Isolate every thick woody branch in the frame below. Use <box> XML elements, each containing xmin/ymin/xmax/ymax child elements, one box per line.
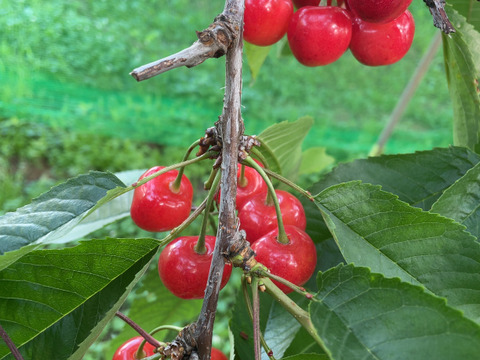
<box><xmin>130</xmin><ymin>16</ymin><xmax>235</xmax><ymax>81</ymax></box>
<box><xmin>424</xmin><ymin>0</ymin><xmax>456</xmax><ymax>34</ymax></box>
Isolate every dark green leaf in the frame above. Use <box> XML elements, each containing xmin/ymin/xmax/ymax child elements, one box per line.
<box><xmin>309</xmin><ymin>147</ymin><xmax>480</xmax><ymax>210</ymax></box>
<box><xmin>311</xmin><ymin>264</ymin><xmax>480</xmax><ymax>360</ymax></box>
<box><xmin>314</xmin><ymin>181</ymin><xmax>480</xmax><ymax>323</ymax></box>
<box><xmin>0</xmin><ymin>238</ymin><xmax>159</xmax><ymax>360</ymax></box>
<box><xmin>245</xmin><ymin>42</ymin><xmax>271</xmax><ymax>81</ymax></box>
<box><xmin>282</xmin><ymin>327</ymin><xmax>327</xmax><ymax>359</ymax></box>
<box><xmin>442</xmin><ymin>8</ymin><xmax>480</xmax><ymax>151</ymax></box>
<box><xmin>0</xmin><ymin>171</ymin><xmax>125</xmax><ymax>256</ymax></box>
<box><xmin>257</xmin><ymin>117</ymin><xmax>314</xmax><ymax>182</ymax></box>
<box><xmin>447</xmin><ymin>0</ymin><xmax>480</xmax><ymax>32</ymax></box>
<box><xmin>431</xmin><ymin>162</ymin><xmax>480</xmax><ymax>237</ymax></box>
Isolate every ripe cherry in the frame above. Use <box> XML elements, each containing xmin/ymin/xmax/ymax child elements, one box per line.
<box><xmin>287</xmin><ymin>6</ymin><xmax>352</xmax><ymax>66</ymax></box>
<box><xmin>211</xmin><ymin>347</ymin><xmax>228</xmax><ymax>360</ymax></box>
<box><xmin>349</xmin><ymin>10</ymin><xmax>415</xmax><ymax>66</ymax></box>
<box><xmin>130</xmin><ymin>166</ymin><xmax>193</xmax><ymax>232</ymax></box>
<box><xmin>238</xmin><ymin>190</ymin><xmax>306</xmax><ymax>243</ymax></box>
<box><xmin>346</xmin><ymin>0</ymin><xmax>412</xmax><ymax>23</ymax></box>
<box><xmin>243</xmin><ymin>0</ymin><xmax>294</xmax><ymax>46</ymax></box>
<box><xmin>158</xmin><ymin>235</ymin><xmax>232</xmax><ymax>299</ymax></box>
<box><xmin>112</xmin><ymin>336</ymin><xmax>156</xmax><ymax>360</ymax></box>
<box><xmin>251</xmin><ymin>225</ymin><xmax>317</xmax><ymax>294</ymax></box>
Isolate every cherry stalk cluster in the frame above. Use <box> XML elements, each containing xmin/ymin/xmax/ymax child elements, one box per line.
<box><xmin>244</xmin><ymin>0</ymin><xmax>416</xmax><ymax>67</ymax></box>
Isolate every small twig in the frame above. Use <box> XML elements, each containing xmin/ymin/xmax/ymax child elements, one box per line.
<box><xmin>423</xmin><ymin>0</ymin><xmax>456</xmax><ymax>34</ymax></box>
<box><xmin>115</xmin><ymin>312</ymin><xmax>162</xmax><ymax>348</ymax></box>
<box><xmin>0</xmin><ymin>324</ymin><xmax>24</xmax><ymax>360</ymax></box>
<box><xmin>252</xmin><ymin>278</ymin><xmax>262</xmax><ymax>360</ymax></box>
<box><xmin>130</xmin><ymin>16</ymin><xmax>235</xmax><ymax>81</ymax></box>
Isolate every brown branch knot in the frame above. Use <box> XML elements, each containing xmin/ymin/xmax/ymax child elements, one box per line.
<box><xmin>160</xmin><ymin>323</ymin><xmax>197</xmax><ymax>360</ymax></box>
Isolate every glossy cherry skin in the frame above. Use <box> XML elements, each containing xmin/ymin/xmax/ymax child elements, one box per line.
<box><xmin>130</xmin><ymin>166</ymin><xmax>193</xmax><ymax>232</ymax></box>
<box><xmin>346</xmin><ymin>0</ymin><xmax>412</xmax><ymax>23</ymax></box>
<box><xmin>112</xmin><ymin>336</ymin><xmax>156</xmax><ymax>360</ymax></box>
<box><xmin>211</xmin><ymin>347</ymin><xmax>228</xmax><ymax>360</ymax></box>
<box><xmin>238</xmin><ymin>190</ymin><xmax>306</xmax><ymax>243</ymax></box>
<box><xmin>158</xmin><ymin>235</ymin><xmax>232</xmax><ymax>299</ymax></box>
<box><xmin>349</xmin><ymin>10</ymin><xmax>415</xmax><ymax>66</ymax></box>
<box><xmin>244</xmin><ymin>0</ymin><xmax>294</xmax><ymax>46</ymax></box>
<box><xmin>287</xmin><ymin>6</ymin><xmax>352</xmax><ymax>66</ymax></box>
<box><xmin>251</xmin><ymin>225</ymin><xmax>317</xmax><ymax>294</ymax></box>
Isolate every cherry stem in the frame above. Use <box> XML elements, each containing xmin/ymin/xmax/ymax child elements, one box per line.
<box><xmin>137</xmin><ymin>325</ymin><xmax>183</xmax><ymax>359</ymax></box>
<box><xmin>160</xmin><ymin>197</ymin><xmax>208</xmax><ymax>247</ymax></box>
<box><xmin>250</xmin><ymin>147</ymin><xmax>270</xmax><ymax>170</ymax></box>
<box><xmin>262</xmin><ymin>168</ymin><xmax>314</xmax><ymax>202</ymax></box>
<box><xmin>195</xmin><ymin>171</ymin><xmax>221</xmax><ymax>254</ymax></box>
<box><xmin>252</xmin><ymin>277</ymin><xmax>262</xmax><ymax>360</ymax></box>
<box><xmin>115</xmin><ymin>312</ymin><xmax>162</xmax><ymax>349</ymax></box>
<box><xmin>0</xmin><ymin>324</ymin><xmax>24</xmax><ymax>360</ymax></box>
<box><xmin>241</xmin><ymin>276</ymin><xmax>276</xmax><ymax>360</ymax></box>
<box><xmin>204</xmin><ymin>167</ymin><xmax>219</xmax><ymax>190</ymax></box>
<box><xmin>171</xmin><ymin>139</ymin><xmax>201</xmax><ymax>192</ymax></box>
<box><xmin>253</xmin><ymin>265</ymin><xmax>314</xmax><ymax>298</ymax></box>
<box><xmin>239</xmin><ymin>164</ymin><xmax>248</xmax><ymax>187</ymax></box>
<box><xmin>243</xmin><ymin>156</ymin><xmax>289</xmax><ymax>244</ymax></box>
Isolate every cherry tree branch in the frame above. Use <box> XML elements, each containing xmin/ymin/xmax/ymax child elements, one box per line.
<box><xmin>423</xmin><ymin>0</ymin><xmax>456</xmax><ymax>34</ymax></box>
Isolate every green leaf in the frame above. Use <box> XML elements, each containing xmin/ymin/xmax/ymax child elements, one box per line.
<box><xmin>311</xmin><ymin>264</ymin><xmax>480</xmax><ymax>360</ymax></box>
<box><xmin>0</xmin><ymin>238</ymin><xmax>159</xmax><ymax>360</ymax></box>
<box><xmin>431</xmin><ymin>162</ymin><xmax>480</xmax><ymax>237</ymax></box>
<box><xmin>442</xmin><ymin>8</ymin><xmax>480</xmax><ymax>151</ymax></box>
<box><xmin>447</xmin><ymin>0</ymin><xmax>480</xmax><ymax>32</ymax></box>
<box><xmin>314</xmin><ymin>181</ymin><xmax>480</xmax><ymax>323</ymax></box>
<box><xmin>309</xmin><ymin>147</ymin><xmax>480</xmax><ymax>210</ymax></box>
<box><xmin>257</xmin><ymin>117</ymin><xmax>314</xmax><ymax>182</ymax></box>
<box><xmin>245</xmin><ymin>42</ymin><xmax>271</xmax><ymax>81</ymax></box>
<box><xmin>0</xmin><ymin>171</ymin><xmax>125</xmax><ymax>256</ymax></box>
<box><xmin>105</xmin><ymin>262</ymin><xmax>202</xmax><ymax>358</ymax></box>
<box><xmin>281</xmin><ymin>355</ymin><xmax>329</xmax><ymax>360</ymax></box>
<box><xmin>299</xmin><ymin>147</ymin><xmax>334</xmax><ymax>176</ymax></box>
<box><xmin>282</xmin><ymin>327</ymin><xmax>327</xmax><ymax>359</ymax></box>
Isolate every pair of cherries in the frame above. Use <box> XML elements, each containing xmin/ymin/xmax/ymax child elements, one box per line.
<box><xmin>244</xmin><ymin>0</ymin><xmax>415</xmax><ymax>67</ymax></box>
<box><xmin>130</xmin><ymin>160</ymin><xmax>316</xmax><ymax>298</ymax></box>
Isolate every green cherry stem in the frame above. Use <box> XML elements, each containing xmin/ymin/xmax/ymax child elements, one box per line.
<box><xmin>253</xmin><ymin>265</ymin><xmax>314</xmax><ymax>298</ymax></box>
<box><xmin>250</xmin><ymin>146</ymin><xmax>270</xmax><ymax>170</ymax></box>
<box><xmin>194</xmin><ymin>170</ymin><xmax>221</xmax><ymax>254</ymax></box>
<box><xmin>252</xmin><ymin>277</ymin><xmax>262</xmax><ymax>360</ymax></box>
<box><xmin>171</xmin><ymin>139</ymin><xmax>201</xmax><ymax>192</ymax></box>
<box><xmin>263</xmin><ymin>168</ymin><xmax>314</xmax><ymax>202</ymax></box>
<box><xmin>239</xmin><ymin>164</ymin><xmax>248</xmax><ymax>187</ymax></box>
<box><xmin>136</xmin><ymin>325</ymin><xmax>183</xmax><ymax>359</ymax></box>
<box><xmin>243</xmin><ymin>156</ymin><xmax>289</xmax><ymax>244</ymax></box>
<box><xmin>204</xmin><ymin>167</ymin><xmax>219</xmax><ymax>190</ymax></box>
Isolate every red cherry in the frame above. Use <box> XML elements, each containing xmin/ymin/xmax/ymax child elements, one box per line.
<box><xmin>346</xmin><ymin>0</ymin><xmax>412</xmax><ymax>23</ymax></box>
<box><xmin>158</xmin><ymin>235</ymin><xmax>232</xmax><ymax>299</ymax></box>
<box><xmin>244</xmin><ymin>0</ymin><xmax>294</xmax><ymax>46</ymax></box>
<box><xmin>251</xmin><ymin>226</ymin><xmax>317</xmax><ymax>294</ymax></box>
<box><xmin>349</xmin><ymin>10</ymin><xmax>415</xmax><ymax>66</ymax></box>
<box><xmin>211</xmin><ymin>347</ymin><xmax>228</xmax><ymax>360</ymax></box>
<box><xmin>287</xmin><ymin>6</ymin><xmax>352</xmax><ymax>66</ymax></box>
<box><xmin>130</xmin><ymin>166</ymin><xmax>193</xmax><ymax>232</ymax></box>
<box><xmin>238</xmin><ymin>190</ymin><xmax>306</xmax><ymax>243</ymax></box>
<box><xmin>112</xmin><ymin>336</ymin><xmax>156</xmax><ymax>360</ymax></box>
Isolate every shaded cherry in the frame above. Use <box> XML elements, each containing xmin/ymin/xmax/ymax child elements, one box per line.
<box><xmin>346</xmin><ymin>0</ymin><xmax>412</xmax><ymax>23</ymax></box>
<box><xmin>251</xmin><ymin>225</ymin><xmax>317</xmax><ymax>294</ymax></box>
<box><xmin>238</xmin><ymin>190</ymin><xmax>306</xmax><ymax>243</ymax></box>
<box><xmin>244</xmin><ymin>0</ymin><xmax>294</xmax><ymax>46</ymax></box>
<box><xmin>287</xmin><ymin>6</ymin><xmax>352</xmax><ymax>66</ymax></box>
<box><xmin>112</xmin><ymin>336</ymin><xmax>156</xmax><ymax>360</ymax></box>
<box><xmin>211</xmin><ymin>347</ymin><xmax>228</xmax><ymax>360</ymax></box>
<box><xmin>158</xmin><ymin>235</ymin><xmax>232</xmax><ymax>299</ymax></box>
<box><xmin>349</xmin><ymin>10</ymin><xmax>415</xmax><ymax>66</ymax></box>
<box><xmin>130</xmin><ymin>166</ymin><xmax>193</xmax><ymax>232</ymax></box>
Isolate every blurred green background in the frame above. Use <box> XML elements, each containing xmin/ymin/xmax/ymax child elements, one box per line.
<box><xmin>0</xmin><ymin>0</ymin><xmax>454</xmax><ymax>358</ymax></box>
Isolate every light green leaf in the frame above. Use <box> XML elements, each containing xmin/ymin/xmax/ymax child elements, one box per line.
<box><xmin>314</xmin><ymin>181</ymin><xmax>480</xmax><ymax>323</ymax></box>
<box><xmin>257</xmin><ymin>117</ymin><xmax>314</xmax><ymax>182</ymax></box>
<box><xmin>245</xmin><ymin>42</ymin><xmax>271</xmax><ymax>81</ymax></box>
<box><xmin>309</xmin><ymin>147</ymin><xmax>480</xmax><ymax>210</ymax></box>
<box><xmin>447</xmin><ymin>0</ymin><xmax>480</xmax><ymax>32</ymax></box>
<box><xmin>106</xmin><ymin>262</ymin><xmax>202</xmax><ymax>358</ymax></box>
<box><xmin>431</xmin><ymin>162</ymin><xmax>480</xmax><ymax>237</ymax></box>
<box><xmin>311</xmin><ymin>264</ymin><xmax>480</xmax><ymax>360</ymax></box>
<box><xmin>0</xmin><ymin>238</ymin><xmax>159</xmax><ymax>360</ymax></box>
<box><xmin>442</xmin><ymin>8</ymin><xmax>480</xmax><ymax>151</ymax></box>
<box><xmin>0</xmin><ymin>171</ymin><xmax>125</xmax><ymax>256</ymax></box>
<box><xmin>299</xmin><ymin>147</ymin><xmax>334</xmax><ymax>176</ymax></box>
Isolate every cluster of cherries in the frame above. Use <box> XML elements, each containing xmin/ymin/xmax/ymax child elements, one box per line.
<box><xmin>244</xmin><ymin>0</ymin><xmax>415</xmax><ymax>66</ymax></box>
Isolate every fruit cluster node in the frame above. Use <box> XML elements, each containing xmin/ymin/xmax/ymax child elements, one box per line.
<box><xmin>227</xmin><ymin>228</ymin><xmax>258</xmax><ymax>271</ymax></box>
<box><xmin>161</xmin><ymin>323</ymin><xmax>197</xmax><ymax>360</ymax></box>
